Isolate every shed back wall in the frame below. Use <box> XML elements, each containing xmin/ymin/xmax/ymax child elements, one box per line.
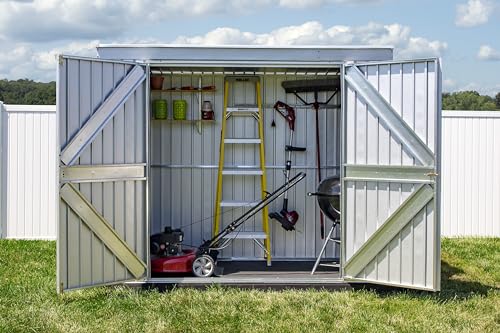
<box><xmin>150</xmin><ymin>73</ymin><xmax>341</xmax><ymax>259</ymax></box>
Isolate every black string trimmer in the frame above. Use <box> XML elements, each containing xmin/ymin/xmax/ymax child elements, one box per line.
<box><xmin>269</xmin><ymin>101</ymin><xmax>306</xmax><ymax>231</ymax></box>
<box><xmin>281</xmin><ymin>78</ymin><xmax>340</xmax><ymax>238</ymax></box>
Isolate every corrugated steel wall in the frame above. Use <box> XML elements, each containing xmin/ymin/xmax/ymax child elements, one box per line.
<box><xmin>58</xmin><ymin>58</ymin><xmax>147</xmax><ymax>289</ymax></box>
<box><xmin>344</xmin><ymin>61</ymin><xmax>438</xmax><ymax>288</ymax></box>
<box><xmin>1</xmin><ymin>104</ymin><xmax>57</xmax><ymax>239</ymax></box>
<box><xmin>442</xmin><ymin>111</ymin><xmax>500</xmax><ymax>237</ymax></box>
<box><xmin>150</xmin><ymin>73</ymin><xmax>341</xmax><ymax>259</ymax></box>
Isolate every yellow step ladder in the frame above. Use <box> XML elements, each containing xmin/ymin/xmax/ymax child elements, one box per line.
<box><xmin>213</xmin><ymin>76</ymin><xmax>271</xmax><ymax>266</ymax></box>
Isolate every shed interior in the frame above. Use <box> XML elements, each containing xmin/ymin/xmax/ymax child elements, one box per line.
<box><xmin>148</xmin><ymin>65</ymin><xmax>343</xmax><ymax>279</ymax></box>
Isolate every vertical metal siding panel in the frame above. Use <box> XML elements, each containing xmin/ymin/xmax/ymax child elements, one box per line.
<box><xmin>59</xmin><ymin>201</ymin><xmax>68</xmax><ymax>287</ymax></box>
<box><xmin>401</xmin><ymin>63</ymin><xmax>415</xmax><ymax>165</ymax></box>
<box><xmin>101</xmin><ymin>62</ymin><xmax>117</xmax><ymax>283</ymax></box>
<box><xmin>366</xmin><ymin>65</ymin><xmax>379</xmax><ymax>165</ymax></box>
<box><xmin>66</xmin><ymin>59</ymin><xmax>82</xmax><ymax>289</ymax></box>
<box><xmin>412</xmin><ymin>208</ymin><xmax>426</xmax><ymax>286</ymax></box>
<box><xmin>354</xmin><ymin>181</ymin><xmax>366</xmax><ymax>253</ymax></box>
<box><xmin>345</xmin><ymin>181</ymin><xmax>355</xmax><ymax>260</ymax></box>
<box><xmin>388</xmin><ymin>235</ymin><xmax>401</xmax><ymax>283</ymax></box>
<box><xmin>134</xmin><ymin>83</ymin><xmax>146</xmax><ymax>262</ymax></box>
<box><xmin>427</xmin><ymin>62</ymin><xmax>436</xmax><ymax>152</ymax></box>
<box><xmin>385</xmin><ymin>64</ymin><xmax>401</xmax><ymax>166</ymax></box>
<box><xmin>413</xmin><ymin>62</ymin><xmax>427</xmax><ymax>144</ymax></box>
<box><xmin>181</xmin><ymin>75</ymin><xmax>193</xmax><ymax>250</ymax></box>
<box><xmin>425</xmin><ymin>202</ymin><xmax>434</xmax><ymax>287</ymax></box>
<box><xmin>78</xmin><ymin>60</ymin><xmax>93</xmax><ymax>286</ymax></box>
<box><xmin>124</xmin><ymin>85</ymin><xmax>136</xmax><ymax>261</ymax></box>
<box><xmin>400</xmin><ymin>220</ymin><xmax>413</xmax><ymax>285</ymax></box>
<box><xmin>112</xmin><ymin>64</ymin><xmax>128</xmax><ymax>280</ymax></box>
<box><xmin>346</xmin><ymin>86</ymin><xmax>356</xmax><ymax>164</ymax></box>
<box><xmin>90</xmin><ymin>60</ymin><xmax>105</xmax><ymax>284</ymax></box>
<box><xmin>378</xmin><ymin>65</ymin><xmax>390</xmax><ymax>165</ymax></box>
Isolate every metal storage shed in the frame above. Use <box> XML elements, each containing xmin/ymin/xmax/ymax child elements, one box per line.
<box><xmin>57</xmin><ymin>45</ymin><xmax>441</xmax><ymax>292</ymax></box>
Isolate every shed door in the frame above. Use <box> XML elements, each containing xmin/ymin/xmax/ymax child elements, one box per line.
<box><xmin>342</xmin><ymin>60</ymin><xmax>441</xmax><ymax>291</ymax></box>
<box><xmin>57</xmin><ymin>56</ymin><xmax>148</xmax><ymax>292</ymax></box>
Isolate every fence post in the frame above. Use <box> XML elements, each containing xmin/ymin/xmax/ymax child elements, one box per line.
<box><xmin>0</xmin><ymin>101</ymin><xmax>4</xmax><ymax>238</ymax></box>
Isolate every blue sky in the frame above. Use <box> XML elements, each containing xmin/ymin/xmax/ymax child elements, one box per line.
<box><xmin>0</xmin><ymin>0</ymin><xmax>499</xmax><ymax>95</ymax></box>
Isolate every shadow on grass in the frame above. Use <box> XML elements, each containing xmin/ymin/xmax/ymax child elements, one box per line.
<box><xmin>353</xmin><ymin>260</ymin><xmax>497</xmax><ymax>301</ymax></box>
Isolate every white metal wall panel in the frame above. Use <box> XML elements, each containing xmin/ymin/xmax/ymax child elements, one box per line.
<box><xmin>150</xmin><ymin>73</ymin><xmax>341</xmax><ymax>259</ymax></box>
<box><xmin>58</xmin><ymin>58</ymin><xmax>147</xmax><ymax>290</ymax></box>
<box><xmin>442</xmin><ymin>111</ymin><xmax>500</xmax><ymax>237</ymax></box>
<box><xmin>344</xmin><ymin>60</ymin><xmax>440</xmax><ymax>290</ymax></box>
<box><xmin>1</xmin><ymin>104</ymin><xmax>57</xmax><ymax>240</ymax></box>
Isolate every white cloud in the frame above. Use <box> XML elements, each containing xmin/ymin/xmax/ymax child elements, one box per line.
<box><xmin>0</xmin><ymin>0</ymin><xmax>381</xmax><ymax>42</ymax></box>
<box><xmin>477</xmin><ymin>45</ymin><xmax>500</xmax><ymax>60</ymax></box>
<box><xmin>454</xmin><ymin>82</ymin><xmax>500</xmax><ymax>96</ymax></box>
<box><xmin>278</xmin><ymin>0</ymin><xmax>382</xmax><ymax>8</ymax></box>
<box><xmin>0</xmin><ymin>41</ymin><xmax>99</xmax><ymax>81</ymax></box>
<box><xmin>174</xmin><ymin>21</ymin><xmax>447</xmax><ymax>59</ymax></box>
<box><xmin>455</xmin><ymin>0</ymin><xmax>494</xmax><ymax>27</ymax></box>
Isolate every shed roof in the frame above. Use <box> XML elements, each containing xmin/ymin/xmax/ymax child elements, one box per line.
<box><xmin>96</xmin><ymin>44</ymin><xmax>393</xmax><ymax>65</ymax></box>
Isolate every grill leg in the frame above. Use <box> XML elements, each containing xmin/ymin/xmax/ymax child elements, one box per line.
<box><xmin>311</xmin><ymin>221</ymin><xmax>339</xmax><ymax>275</ymax></box>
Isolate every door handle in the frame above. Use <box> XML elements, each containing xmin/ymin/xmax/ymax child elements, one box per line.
<box><xmin>425</xmin><ymin>172</ymin><xmax>439</xmax><ymax>177</ymax></box>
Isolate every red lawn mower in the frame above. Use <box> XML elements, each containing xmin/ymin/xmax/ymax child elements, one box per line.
<box><xmin>150</xmin><ymin>172</ymin><xmax>306</xmax><ymax>277</ymax></box>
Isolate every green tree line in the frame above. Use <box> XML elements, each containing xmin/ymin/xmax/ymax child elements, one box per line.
<box><xmin>1</xmin><ymin>79</ymin><xmax>499</xmax><ymax>110</ymax></box>
<box><xmin>0</xmin><ymin>79</ymin><xmax>56</xmax><ymax>105</ymax></box>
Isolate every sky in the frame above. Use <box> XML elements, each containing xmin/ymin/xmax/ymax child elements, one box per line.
<box><xmin>0</xmin><ymin>0</ymin><xmax>499</xmax><ymax>95</ymax></box>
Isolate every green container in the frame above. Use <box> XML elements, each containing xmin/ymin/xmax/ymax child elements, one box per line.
<box><xmin>153</xmin><ymin>100</ymin><xmax>168</xmax><ymax>119</ymax></box>
<box><xmin>173</xmin><ymin>99</ymin><xmax>187</xmax><ymax>120</ymax></box>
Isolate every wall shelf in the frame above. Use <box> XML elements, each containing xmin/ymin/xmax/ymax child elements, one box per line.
<box><xmin>152</xmin><ymin>119</ymin><xmax>215</xmax><ymax>124</ymax></box>
<box><xmin>152</xmin><ymin>88</ymin><xmax>217</xmax><ymax>93</ymax></box>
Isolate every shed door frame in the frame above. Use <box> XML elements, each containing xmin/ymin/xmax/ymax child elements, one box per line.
<box><xmin>340</xmin><ymin>59</ymin><xmax>441</xmax><ymax>291</ymax></box>
<box><xmin>57</xmin><ymin>56</ymin><xmax>149</xmax><ymax>292</ymax></box>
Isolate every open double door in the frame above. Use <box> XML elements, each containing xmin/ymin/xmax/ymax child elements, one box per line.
<box><xmin>57</xmin><ymin>56</ymin><xmax>441</xmax><ymax>292</ymax></box>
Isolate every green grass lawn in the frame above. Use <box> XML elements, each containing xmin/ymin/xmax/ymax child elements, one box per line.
<box><xmin>0</xmin><ymin>238</ymin><xmax>498</xmax><ymax>333</ymax></box>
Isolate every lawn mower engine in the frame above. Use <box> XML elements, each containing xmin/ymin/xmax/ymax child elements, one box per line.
<box><xmin>150</xmin><ymin>227</ymin><xmax>184</xmax><ymax>256</ymax></box>
<box><xmin>150</xmin><ymin>227</ymin><xmax>197</xmax><ymax>274</ymax></box>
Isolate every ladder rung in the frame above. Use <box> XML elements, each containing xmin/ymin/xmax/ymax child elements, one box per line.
<box><xmin>220</xmin><ymin>200</ymin><xmax>258</xmax><ymax>207</ymax></box>
<box><xmin>222</xmin><ymin>168</ymin><xmax>263</xmax><ymax>176</ymax></box>
<box><xmin>223</xmin><ymin>231</ymin><xmax>267</xmax><ymax>239</ymax></box>
<box><xmin>227</xmin><ymin>107</ymin><xmax>259</xmax><ymax>113</ymax></box>
<box><xmin>224</xmin><ymin>138</ymin><xmax>261</xmax><ymax>144</ymax></box>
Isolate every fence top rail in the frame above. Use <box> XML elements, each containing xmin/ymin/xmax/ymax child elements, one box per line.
<box><xmin>2</xmin><ymin>104</ymin><xmax>56</xmax><ymax>113</ymax></box>
<box><xmin>443</xmin><ymin>110</ymin><xmax>500</xmax><ymax>118</ymax></box>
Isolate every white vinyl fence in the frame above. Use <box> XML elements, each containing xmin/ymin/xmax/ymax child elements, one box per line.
<box><xmin>0</xmin><ymin>105</ymin><xmax>498</xmax><ymax>239</ymax></box>
<box><xmin>0</xmin><ymin>103</ymin><xmax>57</xmax><ymax>239</ymax></box>
<box><xmin>442</xmin><ymin>111</ymin><xmax>500</xmax><ymax>237</ymax></box>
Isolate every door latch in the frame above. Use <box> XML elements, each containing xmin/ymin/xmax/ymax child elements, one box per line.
<box><xmin>425</xmin><ymin>172</ymin><xmax>439</xmax><ymax>177</ymax></box>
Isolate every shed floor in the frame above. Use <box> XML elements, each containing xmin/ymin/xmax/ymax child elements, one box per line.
<box><xmin>146</xmin><ymin>261</ymin><xmax>347</xmax><ymax>289</ymax></box>
<box><xmin>217</xmin><ymin>261</ymin><xmax>340</xmax><ymax>279</ymax></box>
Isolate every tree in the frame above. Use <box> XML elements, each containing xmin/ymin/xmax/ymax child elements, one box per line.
<box><xmin>442</xmin><ymin>91</ymin><xmax>497</xmax><ymax>111</ymax></box>
<box><xmin>0</xmin><ymin>79</ymin><xmax>56</xmax><ymax>105</ymax></box>
<box><xmin>496</xmin><ymin>92</ymin><xmax>500</xmax><ymax>109</ymax></box>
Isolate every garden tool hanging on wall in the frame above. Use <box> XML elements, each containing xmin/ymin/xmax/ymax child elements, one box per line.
<box><xmin>281</xmin><ymin>78</ymin><xmax>340</xmax><ymax>239</ymax></box>
<box><xmin>269</xmin><ymin>101</ymin><xmax>306</xmax><ymax>231</ymax></box>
